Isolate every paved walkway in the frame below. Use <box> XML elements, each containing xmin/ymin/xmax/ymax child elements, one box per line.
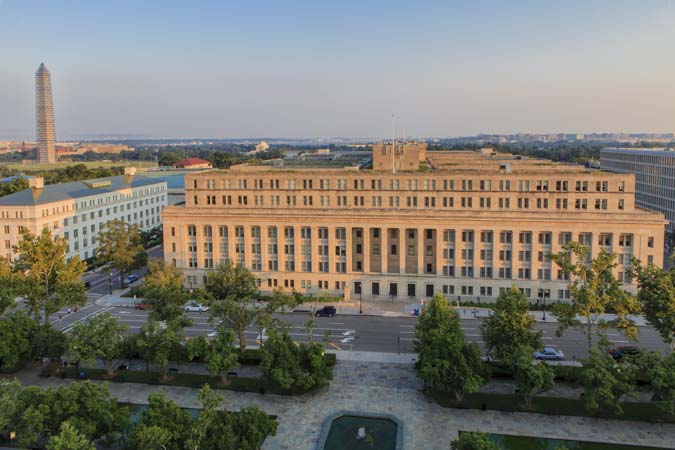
<box><xmin>12</xmin><ymin>360</ymin><xmax>675</xmax><ymax>449</ymax></box>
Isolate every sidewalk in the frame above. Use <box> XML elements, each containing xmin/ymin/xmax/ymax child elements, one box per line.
<box><xmin>96</xmin><ymin>292</ymin><xmax>652</xmax><ymax>327</ymax></box>
<box><xmin>331</xmin><ymin>298</ymin><xmax>651</xmax><ymax>326</ymax></box>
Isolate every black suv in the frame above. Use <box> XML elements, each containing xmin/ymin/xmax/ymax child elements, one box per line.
<box><xmin>315</xmin><ymin>306</ymin><xmax>337</xmax><ymax>317</ymax></box>
<box><xmin>609</xmin><ymin>346</ymin><xmax>640</xmax><ymax>360</ymax></box>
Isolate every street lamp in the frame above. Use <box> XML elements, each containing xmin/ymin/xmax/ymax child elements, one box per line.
<box><xmin>359</xmin><ymin>290</ymin><xmax>363</xmax><ymax>314</ymax></box>
<box><xmin>108</xmin><ymin>271</ymin><xmax>113</xmax><ymax>295</ymax></box>
<box><xmin>542</xmin><ymin>289</ymin><xmax>548</xmax><ymax>321</ymax></box>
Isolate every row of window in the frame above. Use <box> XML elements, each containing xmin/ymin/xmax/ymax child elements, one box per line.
<box><xmin>193</xmin><ymin>177</ymin><xmax>623</xmax><ymax>193</ymax></box>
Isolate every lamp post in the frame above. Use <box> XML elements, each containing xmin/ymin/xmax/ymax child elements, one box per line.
<box><xmin>108</xmin><ymin>271</ymin><xmax>113</xmax><ymax>295</ymax></box>
<box><xmin>359</xmin><ymin>290</ymin><xmax>363</xmax><ymax>314</ymax></box>
<box><xmin>543</xmin><ymin>289</ymin><xmax>548</xmax><ymax>321</ymax></box>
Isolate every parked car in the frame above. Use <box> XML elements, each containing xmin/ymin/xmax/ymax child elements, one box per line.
<box><xmin>609</xmin><ymin>346</ymin><xmax>640</xmax><ymax>360</ymax></box>
<box><xmin>315</xmin><ymin>306</ymin><xmax>337</xmax><ymax>317</ymax></box>
<box><xmin>534</xmin><ymin>347</ymin><xmax>565</xmax><ymax>361</ymax></box>
<box><xmin>135</xmin><ymin>302</ymin><xmax>152</xmax><ymax>310</ymax></box>
<box><xmin>123</xmin><ymin>274</ymin><xmax>139</xmax><ymax>285</ymax></box>
<box><xmin>184</xmin><ymin>301</ymin><xmax>209</xmax><ymax>312</ymax></box>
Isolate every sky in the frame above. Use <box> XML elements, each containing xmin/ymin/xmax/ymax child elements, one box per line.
<box><xmin>1</xmin><ymin>0</ymin><xmax>675</xmax><ymax>140</ymax></box>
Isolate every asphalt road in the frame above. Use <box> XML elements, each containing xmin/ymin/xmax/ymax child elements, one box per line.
<box><xmin>45</xmin><ymin>243</ymin><xmax>670</xmax><ymax>360</ymax></box>
<box><xmin>52</xmin><ymin>305</ymin><xmax>671</xmax><ymax>361</ymax></box>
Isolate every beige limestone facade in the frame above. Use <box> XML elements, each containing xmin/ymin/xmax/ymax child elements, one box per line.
<box><xmin>162</xmin><ymin>150</ymin><xmax>665</xmax><ymax>303</ymax></box>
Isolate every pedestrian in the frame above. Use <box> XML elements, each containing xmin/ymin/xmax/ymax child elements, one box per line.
<box><xmin>67</xmin><ymin>307</ymin><xmax>71</xmax><ymax>315</ymax></box>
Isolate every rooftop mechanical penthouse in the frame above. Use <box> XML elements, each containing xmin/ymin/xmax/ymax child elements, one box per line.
<box><xmin>162</xmin><ymin>145</ymin><xmax>665</xmax><ymax>303</ymax></box>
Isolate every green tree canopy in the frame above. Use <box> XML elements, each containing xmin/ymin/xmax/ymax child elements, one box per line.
<box><xmin>450</xmin><ymin>431</ymin><xmax>497</xmax><ymax>450</ymax></box>
<box><xmin>511</xmin><ymin>345</ymin><xmax>555</xmax><ymax>407</ymax></box>
<box><xmin>95</xmin><ymin>219</ymin><xmax>147</xmax><ymax>287</ymax></box>
<box><xmin>204</xmin><ymin>262</ymin><xmax>261</xmax><ymax>351</ymax></box>
<box><xmin>0</xmin><ymin>257</ymin><xmax>17</xmax><ymax>315</ymax></box>
<box><xmin>550</xmin><ymin>242</ymin><xmax>640</xmax><ymax>353</ymax></box>
<box><xmin>0</xmin><ymin>312</ymin><xmax>39</xmax><ymax>369</ymax></box>
<box><xmin>480</xmin><ymin>286</ymin><xmax>541</xmax><ymax>362</ymax></box>
<box><xmin>632</xmin><ymin>257</ymin><xmax>675</xmax><ymax>351</ymax></box>
<box><xmin>142</xmin><ymin>259</ymin><xmax>190</xmax><ymax>327</ymax></box>
<box><xmin>136</xmin><ymin>320</ymin><xmax>181</xmax><ymax>380</ymax></box>
<box><xmin>46</xmin><ymin>421</ymin><xmax>95</xmax><ymax>450</ymax></box>
<box><xmin>205</xmin><ymin>326</ymin><xmax>240</xmax><ymax>385</ymax></box>
<box><xmin>260</xmin><ymin>329</ymin><xmax>333</xmax><ymax>393</ymax></box>
<box><xmin>67</xmin><ymin>313</ymin><xmax>127</xmax><ymax>375</ymax></box>
<box><xmin>13</xmin><ymin>228</ymin><xmax>87</xmax><ymax>324</ymax></box>
<box><xmin>644</xmin><ymin>351</ymin><xmax>675</xmax><ymax>416</ymax></box>
<box><xmin>580</xmin><ymin>348</ymin><xmax>637</xmax><ymax>415</ymax></box>
<box><xmin>130</xmin><ymin>390</ymin><xmax>192</xmax><ymax>450</ymax></box>
<box><xmin>415</xmin><ymin>294</ymin><xmax>487</xmax><ymax>401</ymax></box>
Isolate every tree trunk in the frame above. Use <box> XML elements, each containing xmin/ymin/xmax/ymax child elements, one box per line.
<box><xmin>455</xmin><ymin>389</ymin><xmax>464</xmax><ymax>402</ymax></box>
<box><xmin>238</xmin><ymin>329</ymin><xmax>247</xmax><ymax>351</ymax></box>
<box><xmin>119</xmin><ymin>271</ymin><xmax>125</xmax><ymax>290</ymax></box>
<box><xmin>105</xmin><ymin>360</ymin><xmax>114</xmax><ymax>377</ymax></box>
<box><xmin>220</xmin><ymin>373</ymin><xmax>227</xmax><ymax>385</ymax></box>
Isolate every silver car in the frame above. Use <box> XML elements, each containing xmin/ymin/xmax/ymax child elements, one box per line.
<box><xmin>534</xmin><ymin>347</ymin><xmax>565</xmax><ymax>361</ymax></box>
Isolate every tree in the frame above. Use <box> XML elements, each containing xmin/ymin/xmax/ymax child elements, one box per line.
<box><xmin>205</xmin><ymin>326</ymin><xmax>240</xmax><ymax>385</ymax></box>
<box><xmin>645</xmin><ymin>351</ymin><xmax>675</xmax><ymax>416</ymax></box>
<box><xmin>130</xmin><ymin>390</ymin><xmax>192</xmax><ymax>450</ymax></box>
<box><xmin>67</xmin><ymin>313</ymin><xmax>127</xmax><ymax>376</ymax></box>
<box><xmin>0</xmin><ymin>257</ymin><xmax>17</xmax><ymax>315</ymax></box>
<box><xmin>480</xmin><ymin>286</ymin><xmax>541</xmax><ymax>362</ymax></box>
<box><xmin>13</xmin><ymin>228</ymin><xmax>87</xmax><ymax>324</ymax></box>
<box><xmin>186</xmin><ymin>335</ymin><xmax>209</xmax><ymax>362</ymax></box>
<box><xmin>450</xmin><ymin>432</ymin><xmax>497</xmax><ymax>450</ymax></box>
<box><xmin>579</xmin><ymin>348</ymin><xmax>637</xmax><ymax>415</ymax></box>
<box><xmin>415</xmin><ymin>294</ymin><xmax>487</xmax><ymax>401</ymax></box>
<box><xmin>204</xmin><ymin>262</ymin><xmax>261</xmax><ymax>351</ymax></box>
<box><xmin>0</xmin><ymin>379</ymin><xmax>20</xmax><ymax>438</ymax></box>
<box><xmin>550</xmin><ymin>242</ymin><xmax>640</xmax><ymax>354</ymax></box>
<box><xmin>136</xmin><ymin>321</ymin><xmax>181</xmax><ymax>380</ymax></box>
<box><xmin>633</xmin><ymin>258</ymin><xmax>675</xmax><ymax>351</ymax></box>
<box><xmin>95</xmin><ymin>219</ymin><xmax>147</xmax><ymax>288</ymax></box>
<box><xmin>0</xmin><ymin>312</ymin><xmax>39</xmax><ymax>369</ymax></box>
<box><xmin>260</xmin><ymin>329</ymin><xmax>333</xmax><ymax>393</ymax></box>
<box><xmin>186</xmin><ymin>385</ymin><xmax>222</xmax><ymax>450</ymax></box>
<box><xmin>511</xmin><ymin>345</ymin><xmax>555</xmax><ymax>407</ymax></box>
<box><xmin>143</xmin><ymin>260</ymin><xmax>190</xmax><ymax>326</ymax></box>
<box><xmin>46</xmin><ymin>422</ymin><xmax>95</xmax><ymax>450</ymax></box>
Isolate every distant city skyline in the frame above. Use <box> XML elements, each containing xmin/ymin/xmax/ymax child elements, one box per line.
<box><xmin>1</xmin><ymin>0</ymin><xmax>675</xmax><ymax>139</ymax></box>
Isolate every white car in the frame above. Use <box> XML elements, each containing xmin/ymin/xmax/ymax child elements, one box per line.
<box><xmin>534</xmin><ymin>347</ymin><xmax>565</xmax><ymax>361</ymax></box>
<box><xmin>184</xmin><ymin>302</ymin><xmax>209</xmax><ymax>312</ymax></box>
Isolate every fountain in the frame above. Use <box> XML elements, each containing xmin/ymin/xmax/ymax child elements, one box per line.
<box><xmin>316</xmin><ymin>411</ymin><xmax>403</xmax><ymax>450</ymax></box>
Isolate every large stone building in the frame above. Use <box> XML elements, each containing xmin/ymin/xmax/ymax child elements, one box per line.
<box><xmin>601</xmin><ymin>147</ymin><xmax>675</xmax><ymax>233</ymax></box>
<box><xmin>35</xmin><ymin>63</ymin><xmax>57</xmax><ymax>164</ymax></box>
<box><xmin>162</xmin><ymin>147</ymin><xmax>665</xmax><ymax>302</ymax></box>
<box><xmin>0</xmin><ymin>168</ymin><xmax>167</xmax><ymax>261</ymax></box>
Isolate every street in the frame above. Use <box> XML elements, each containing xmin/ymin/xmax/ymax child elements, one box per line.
<box><xmin>51</xmin><ymin>304</ymin><xmax>671</xmax><ymax>361</ymax></box>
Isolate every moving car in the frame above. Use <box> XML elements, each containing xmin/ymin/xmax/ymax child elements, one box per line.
<box><xmin>609</xmin><ymin>346</ymin><xmax>640</xmax><ymax>360</ymax></box>
<box><xmin>135</xmin><ymin>302</ymin><xmax>152</xmax><ymax>310</ymax></box>
<box><xmin>123</xmin><ymin>274</ymin><xmax>139</xmax><ymax>285</ymax></box>
<box><xmin>534</xmin><ymin>347</ymin><xmax>565</xmax><ymax>361</ymax></box>
<box><xmin>184</xmin><ymin>301</ymin><xmax>209</xmax><ymax>312</ymax></box>
<box><xmin>315</xmin><ymin>306</ymin><xmax>337</xmax><ymax>317</ymax></box>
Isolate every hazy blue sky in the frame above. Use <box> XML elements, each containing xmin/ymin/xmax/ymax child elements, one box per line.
<box><xmin>1</xmin><ymin>0</ymin><xmax>674</xmax><ymax>139</ymax></box>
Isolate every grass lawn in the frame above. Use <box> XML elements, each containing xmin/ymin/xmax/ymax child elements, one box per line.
<box><xmin>430</xmin><ymin>391</ymin><xmax>675</xmax><ymax>424</ymax></box>
<box><xmin>1</xmin><ymin>161</ymin><xmax>155</xmax><ymax>171</ymax></box>
<box><xmin>488</xmin><ymin>433</ymin><xmax>668</xmax><ymax>450</ymax></box>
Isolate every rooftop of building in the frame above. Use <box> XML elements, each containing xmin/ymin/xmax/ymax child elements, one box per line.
<box><xmin>0</xmin><ymin>174</ymin><xmax>165</xmax><ymax>207</ymax></box>
<box><xmin>194</xmin><ymin>148</ymin><xmax>601</xmax><ymax>176</ymax></box>
<box><xmin>173</xmin><ymin>157</ymin><xmax>212</xmax><ymax>167</ymax></box>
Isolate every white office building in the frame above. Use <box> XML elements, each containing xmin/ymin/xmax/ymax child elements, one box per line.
<box><xmin>0</xmin><ymin>167</ymin><xmax>167</xmax><ymax>261</ymax></box>
<box><xmin>601</xmin><ymin>147</ymin><xmax>675</xmax><ymax>232</ymax></box>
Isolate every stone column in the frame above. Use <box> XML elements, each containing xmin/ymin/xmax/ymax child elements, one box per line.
<box><xmin>398</xmin><ymin>227</ymin><xmax>405</xmax><ymax>274</ymax></box>
<box><xmin>345</xmin><ymin>226</ymin><xmax>352</xmax><ymax>273</ymax></box>
<box><xmin>418</xmin><ymin>227</ymin><xmax>425</xmax><ymax>275</ymax></box>
<box><xmin>381</xmin><ymin>227</ymin><xmax>388</xmax><ymax>274</ymax></box>
<box><xmin>310</xmin><ymin>225</ymin><xmax>319</xmax><ymax>275</ymax></box>
<box><xmin>244</xmin><ymin>225</ymin><xmax>253</xmax><ymax>270</ymax></box>
<box><xmin>363</xmin><ymin>226</ymin><xmax>370</xmax><ymax>274</ymax></box>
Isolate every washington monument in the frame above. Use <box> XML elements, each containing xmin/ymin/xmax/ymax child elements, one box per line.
<box><xmin>35</xmin><ymin>63</ymin><xmax>56</xmax><ymax>164</ymax></box>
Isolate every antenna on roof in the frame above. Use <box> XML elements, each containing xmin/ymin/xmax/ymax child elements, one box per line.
<box><xmin>391</xmin><ymin>114</ymin><xmax>396</xmax><ymax>175</ymax></box>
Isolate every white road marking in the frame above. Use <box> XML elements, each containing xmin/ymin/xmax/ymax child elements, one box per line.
<box><xmin>399</xmin><ymin>325</ymin><xmax>415</xmax><ymax>328</ymax></box>
<box><xmin>328</xmin><ymin>322</ymin><xmax>344</xmax><ymax>325</ymax></box>
<box><xmin>62</xmin><ymin>307</ymin><xmax>114</xmax><ymax>333</ymax></box>
<box><xmin>340</xmin><ymin>337</ymin><xmax>355</xmax><ymax>344</ymax></box>
<box><xmin>400</xmin><ymin>331</ymin><xmax>414</xmax><ymax>334</ymax></box>
<box><xmin>341</xmin><ymin>330</ymin><xmax>355</xmax><ymax>336</ymax></box>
